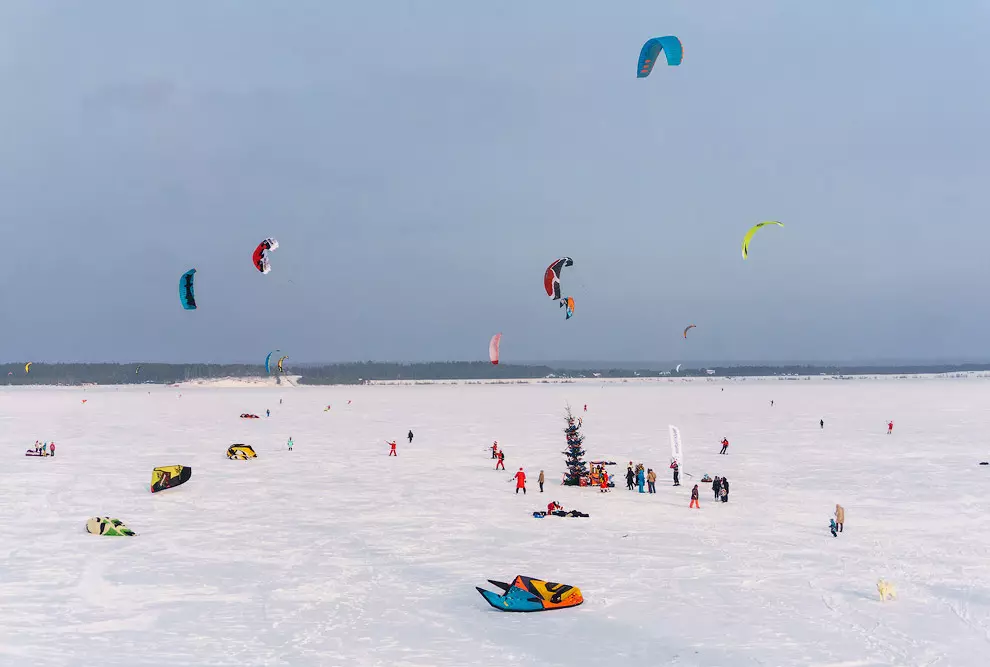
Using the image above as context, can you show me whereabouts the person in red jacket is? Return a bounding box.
[491,441,499,459]
[514,467,527,494]
[690,484,700,508]
[49,442,56,457]
[600,469,609,493]
[495,450,505,470]
[719,438,729,455]
[387,440,397,456]
[887,421,894,435]
[548,500,563,514]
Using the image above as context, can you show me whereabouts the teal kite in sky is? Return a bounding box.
[637,36,683,77]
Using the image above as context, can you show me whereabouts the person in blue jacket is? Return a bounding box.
[636,464,645,493]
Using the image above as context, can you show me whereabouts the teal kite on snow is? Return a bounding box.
[637,36,683,77]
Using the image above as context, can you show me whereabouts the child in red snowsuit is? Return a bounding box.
[514,468,526,494]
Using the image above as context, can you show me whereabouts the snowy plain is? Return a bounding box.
[1,377,989,667]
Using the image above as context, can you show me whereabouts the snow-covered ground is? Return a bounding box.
[2,378,989,666]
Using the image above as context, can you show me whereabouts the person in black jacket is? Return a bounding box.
[626,465,635,491]
[721,477,730,503]
[407,430,414,443]
[712,476,722,500]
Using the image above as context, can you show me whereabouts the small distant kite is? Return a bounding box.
[135,365,142,375]
[24,362,32,374]
[252,238,279,274]
[277,355,288,373]
[637,36,683,78]
[489,333,502,365]
[683,324,697,339]
[741,221,784,259]
[543,257,573,301]
[179,269,197,310]
[560,296,575,320]
[675,364,682,373]
[265,350,280,375]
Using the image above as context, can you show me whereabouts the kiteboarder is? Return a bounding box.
[690,484,700,508]
[514,468,527,494]
[887,421,894,435]
[287,437,294,451]
[496,450,505,470]
[408,430,414,443]
[538,470,545,492]
[388,440,397,456]
[647,468,656,493]
[720,438,729,455]
[670,460,680,486]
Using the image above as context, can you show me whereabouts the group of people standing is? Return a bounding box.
[31,440,55,456]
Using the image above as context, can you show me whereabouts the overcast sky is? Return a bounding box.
[2,1,989,364]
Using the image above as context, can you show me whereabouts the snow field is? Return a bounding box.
[1,378,989,666]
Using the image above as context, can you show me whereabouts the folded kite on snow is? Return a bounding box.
[476,575,583,612]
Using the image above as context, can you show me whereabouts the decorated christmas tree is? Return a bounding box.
[562,405,588,486]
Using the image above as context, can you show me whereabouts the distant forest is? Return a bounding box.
[3,361,990,386]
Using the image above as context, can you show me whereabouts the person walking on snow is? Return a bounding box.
[538,470,545,492]
[491,441,499,459]
[387,440,397,456]
[49,442,55,457]
[408,430,414,443]
[834,504,845,533]
[713,476,722,500]
[636,465,645,493]
[287,437,294,451]
[670,460,680,486]
[720,438,729,455]
[647,468,656,494]
[690,484,700,508]
[266,409,270,418]
[626,465,635,490]
[820,419,824,429]
[887,421,894,435]
[496,450,505,470]
[583,404,587,412]
[514,468,527,494]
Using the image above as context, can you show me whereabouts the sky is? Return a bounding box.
[2,1,990,365]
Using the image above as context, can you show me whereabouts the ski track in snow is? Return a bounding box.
[1,378,989,666]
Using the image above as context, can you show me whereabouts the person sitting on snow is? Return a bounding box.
[548,501,563,514]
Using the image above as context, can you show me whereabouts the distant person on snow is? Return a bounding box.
[538,470,545,492]
[548,500,563,514]
[387,440,397,456]
[626,465,635,491]
[670,460,680,487]
[887,421,894,435]
[720,438,729,455]
[690,484,700,508]
[829,518,838,537]
[600,469,610,493]
[636,464,645,493]
[770,400,774,407]
[712,476,722,500]
[820,419,824,429]
[496,450,505,470]
[583,404,587,412]
[834,504,844,533]
[647,468,656,494]
[266,409,270,418]
[514,468,527,494]
[721,477,729,502]
[42,442,48,456]
[407,430,414,443]
[287,437,294,451]
[491,441,499,459]
[49,442,55,457]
